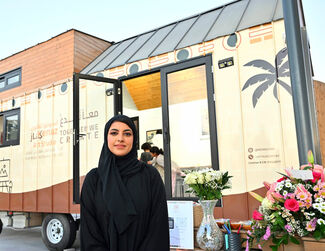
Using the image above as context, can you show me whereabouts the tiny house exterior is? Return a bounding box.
[0,0,323,250]
[0,29,111,249]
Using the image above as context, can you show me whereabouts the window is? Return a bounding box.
[0,109,20,147]
[0,68,21,92]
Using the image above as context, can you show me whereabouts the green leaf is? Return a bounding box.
[270,245,279,251]
[289,236,300,245]
[307,150,314,164]
[282,234,289,245]
[272,237,281,245]
[313,230,323,240]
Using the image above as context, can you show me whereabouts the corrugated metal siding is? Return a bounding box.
[82,0,283,74]
[127,25,175,63]
[82,43,118,74]
[109,32,155,68]
[273,0,284,20]
[205,0,249,40]
[236,0,278,31]
[151,18,196,56]
[175,10,222,49]
[88,38,137,74]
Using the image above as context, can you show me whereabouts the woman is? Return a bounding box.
[150,147,183,196]
[150,146,165,182]
[80,115,169,251]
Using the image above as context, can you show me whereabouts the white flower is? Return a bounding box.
[262,198,273,209]
[285,182,292,188]
[205,173,212,182]
[315,198,324,203]
[283,191,288,196]
[197,173,204,184]
[319,208,325,214]
[317,219,325,225]
[184,173,197,185]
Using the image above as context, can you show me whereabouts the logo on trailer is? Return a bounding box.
[0,159,13,193]
[242,48,291,108]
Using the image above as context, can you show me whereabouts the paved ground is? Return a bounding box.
[0,227,80,251]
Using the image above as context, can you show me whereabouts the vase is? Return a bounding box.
[196,200,224,250]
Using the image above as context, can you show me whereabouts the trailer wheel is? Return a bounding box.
[41,214,76,251]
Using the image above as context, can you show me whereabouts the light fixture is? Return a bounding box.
[218,57,234,69]
[106,88,114,96]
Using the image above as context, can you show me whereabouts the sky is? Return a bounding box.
[0,0,324,82]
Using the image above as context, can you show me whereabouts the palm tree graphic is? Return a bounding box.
[242,47,291,108]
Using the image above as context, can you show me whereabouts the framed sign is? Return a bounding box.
[167,200,194,249]
[146,129,161,144]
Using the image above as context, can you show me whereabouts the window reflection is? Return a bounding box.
[7,75,20,85]
[167,65,212,197]
[5,114,19,141]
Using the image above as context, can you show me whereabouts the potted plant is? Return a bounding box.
[183,168,232,250]
[247,151,325,251]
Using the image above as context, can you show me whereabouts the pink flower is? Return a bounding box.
[306,218,317,231]
[263,226,271,240]
[296,184,309,194]
[313,171,322,183]
[285,224,293,233]
[252,210,263,221]
[313,165,324,182]
[285,168,293,177]
[263,181,271,190]
[266,182,277,203]
[296,192,308,201]
[300,164,312,170]
[284,198,300,212]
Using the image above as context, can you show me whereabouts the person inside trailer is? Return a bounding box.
[150,146,165,182]
[139,142,153,164]
[80,115,169,251]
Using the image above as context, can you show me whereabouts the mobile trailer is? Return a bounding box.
[1,0,324,250]
[0,30,112,250]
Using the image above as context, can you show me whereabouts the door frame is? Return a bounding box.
[72,73,121,204]
[118,54,219,200]
[160,54,219,199]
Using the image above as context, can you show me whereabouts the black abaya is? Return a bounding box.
[80,166,169,251]
[80,115,169,251]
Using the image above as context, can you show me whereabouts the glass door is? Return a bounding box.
[72,73,121,203]
[121,72,164,180]
[161,55,218,199]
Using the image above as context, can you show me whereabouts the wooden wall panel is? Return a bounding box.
[0,31,74,100]
[0,30,111,101]
[73,31,112,73]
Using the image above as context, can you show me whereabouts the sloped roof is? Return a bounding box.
[82,0,283,74]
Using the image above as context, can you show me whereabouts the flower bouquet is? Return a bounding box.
[248,151,325,251]
[184,168,232,250]
[183,168,232,199]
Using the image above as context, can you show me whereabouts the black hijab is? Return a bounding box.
[97,115,145,234]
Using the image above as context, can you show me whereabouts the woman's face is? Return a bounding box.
[107,121,134,156]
